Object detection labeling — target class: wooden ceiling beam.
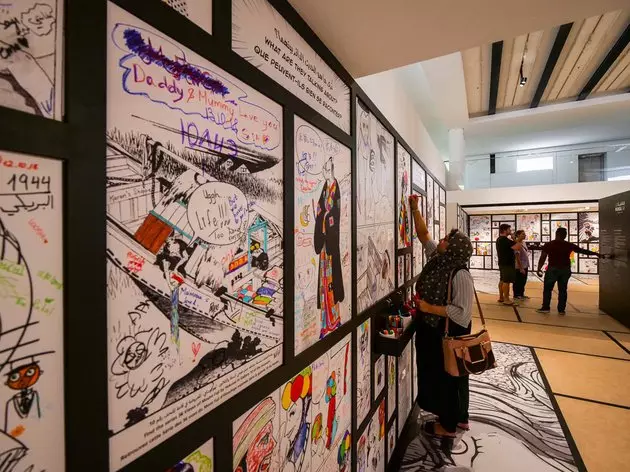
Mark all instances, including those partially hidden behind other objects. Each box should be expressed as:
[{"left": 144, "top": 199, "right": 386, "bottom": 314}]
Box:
[
  {"left": 530, "top": 23, "right": 573, "bottom": 108},
  {"left": 488, "top": 41, "right": 503, "bottom": 115},
  {"left": 577, "top": 22, "right": 630, "bottom": 101}
]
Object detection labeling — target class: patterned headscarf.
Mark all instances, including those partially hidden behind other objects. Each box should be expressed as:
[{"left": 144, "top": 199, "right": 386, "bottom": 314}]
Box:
[{"left": 416, "top": 230, "right": 474, "bottom": 327}]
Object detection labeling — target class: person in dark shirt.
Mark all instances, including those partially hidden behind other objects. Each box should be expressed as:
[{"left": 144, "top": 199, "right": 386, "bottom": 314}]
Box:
[
  {"left": 496, "top": 224, "right": 522, "bottom": 305},
  {"left": 536, "top": 227, "right": 601, "bottom": 314}
]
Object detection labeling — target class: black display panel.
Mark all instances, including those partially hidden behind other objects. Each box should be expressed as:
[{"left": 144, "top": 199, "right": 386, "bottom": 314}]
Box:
[{"left": 599, "top": 190, "right": 630, "bottom": 328}]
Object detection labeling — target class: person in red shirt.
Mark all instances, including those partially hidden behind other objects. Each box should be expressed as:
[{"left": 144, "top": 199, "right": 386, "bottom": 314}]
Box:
[{"left": 536, "top": 227, "right": 601, "bottom": 314}]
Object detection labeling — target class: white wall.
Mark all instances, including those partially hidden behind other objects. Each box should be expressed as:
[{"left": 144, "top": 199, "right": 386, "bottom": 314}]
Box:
[
  {"left": 448, "top": 180, "right": 630, "bottom": 206},
  {"left": 464, "top": 139, "right": 630, "bottom": 190},
  {"left": 357, "top": 70, "right": 447, "bottom": 185}
]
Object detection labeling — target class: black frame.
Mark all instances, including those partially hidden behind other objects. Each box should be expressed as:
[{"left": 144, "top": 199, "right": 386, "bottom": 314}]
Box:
[{"left": 0, "top": 0, "right": 446, "bottom": 471}]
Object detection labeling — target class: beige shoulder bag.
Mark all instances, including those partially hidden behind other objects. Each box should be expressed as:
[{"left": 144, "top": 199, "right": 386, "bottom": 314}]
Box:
[{"left": 442, "top": 270, "right": 497, "bottom": 377}]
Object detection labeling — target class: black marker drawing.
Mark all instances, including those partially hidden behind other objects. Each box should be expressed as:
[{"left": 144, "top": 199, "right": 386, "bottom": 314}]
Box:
[
  {"left": 356, "top": 102, "right": 394, "bottom": 312},
  {"left": 107, "top": 8, "right": 284, "bottom": 465},
  {"left": 0, "top": 0, "right": 62, "bottom": 119}
]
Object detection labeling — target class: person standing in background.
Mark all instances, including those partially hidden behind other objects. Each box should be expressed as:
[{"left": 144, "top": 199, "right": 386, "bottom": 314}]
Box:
[
  {"left": 495, "top": 224, "right": 522, "bottom": 306},
  {"left": 513, "top": 230, "right": 530, "bottom": 300},
  {"left": 536, "top": 227, "right": 603, "bottom": 315}
]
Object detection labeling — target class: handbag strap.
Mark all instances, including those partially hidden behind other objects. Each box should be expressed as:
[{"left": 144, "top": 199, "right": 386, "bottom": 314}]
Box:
[
  {"left": 473, "top": 284, "right": 486, "bottom": 329},
  {"left": 444, "top": 268, "right": 486, "bottom": 336}
]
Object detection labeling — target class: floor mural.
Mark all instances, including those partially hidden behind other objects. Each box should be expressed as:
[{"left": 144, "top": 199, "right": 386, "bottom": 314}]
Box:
[{"left": 399, "top": 342, "right": 580, "bottom": 472}]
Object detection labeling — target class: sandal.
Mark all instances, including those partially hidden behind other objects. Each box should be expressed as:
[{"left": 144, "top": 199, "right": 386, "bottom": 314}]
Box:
[{"left": 422, "top": 421, "right": 457, "bottom": 439}]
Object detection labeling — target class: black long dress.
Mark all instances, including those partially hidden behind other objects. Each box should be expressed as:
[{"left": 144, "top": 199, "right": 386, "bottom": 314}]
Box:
[
  {"left": 313, "top": 178, "right": 344, "bottom": 305},
  {"left": 415, "top": 313, "right": 471, "bottom": 432}
]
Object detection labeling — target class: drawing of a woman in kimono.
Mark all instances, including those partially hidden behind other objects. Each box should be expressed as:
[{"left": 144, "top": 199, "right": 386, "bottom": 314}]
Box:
[{"left": 314, "top": 158, "right": 344, "bottom": 339}]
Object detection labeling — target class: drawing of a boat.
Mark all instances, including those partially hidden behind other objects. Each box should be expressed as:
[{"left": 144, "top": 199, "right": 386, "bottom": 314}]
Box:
[{"left": 106, "top": 132, "right": 283, "bottom": 343}]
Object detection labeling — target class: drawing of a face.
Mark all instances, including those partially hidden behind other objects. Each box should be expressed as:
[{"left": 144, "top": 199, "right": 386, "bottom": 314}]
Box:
[
  {"left": 21, "top": 4, "right": 55, "bottom": 37},
  {"left": 323, "top": 158, "right": 333, "bottom": 181},
  {"left": 6, "top": 363, "right": 41, "bottom": 390},
  {"left": 359, "top": 111, "right": 370, "bottom": 148},
  {"left": 360, "top": 327, "right": 368, "bottom": 358},
  {"left": 166, "top": 238, "right": 182, "bottom": 256},
  {"left": 123, "top": 341, "right": 148, "bottom": 370},
  {"left": 381, "top": 251, "right": 390, "bottom": 279},
  {"left": 296, "top": 262, "right": 314, "bottom": 290},
  {"left": 244, "top": 422, "right": 276, "bottom": 472}
]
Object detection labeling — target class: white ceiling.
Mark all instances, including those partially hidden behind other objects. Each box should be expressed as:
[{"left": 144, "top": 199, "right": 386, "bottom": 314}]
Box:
[{"left": 288, "top": 0, "right": 630, "bottom": 78}]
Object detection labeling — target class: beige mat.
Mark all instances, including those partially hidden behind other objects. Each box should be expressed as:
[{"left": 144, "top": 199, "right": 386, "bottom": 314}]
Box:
[
  {"left": 470, "top": 319, "right": 630, "bottom": 360},
  {"left": 518, "top": 307, "right": 630, "bottom": 332},
  {"left": 556, "top": 396, "right": 630, "bottom": 472},
  {"left": 537, "top": 349, "right": 630, "bottom": 407}
]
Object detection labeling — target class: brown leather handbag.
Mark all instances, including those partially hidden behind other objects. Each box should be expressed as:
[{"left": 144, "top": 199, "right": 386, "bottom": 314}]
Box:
[{"left": 442, "top": 270, "right": 496, "bottom": 377}]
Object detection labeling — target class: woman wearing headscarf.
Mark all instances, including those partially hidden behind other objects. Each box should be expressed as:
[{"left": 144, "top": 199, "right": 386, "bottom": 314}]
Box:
[{"left": 409, "top": 194, "right": 475, "bottom": 441}]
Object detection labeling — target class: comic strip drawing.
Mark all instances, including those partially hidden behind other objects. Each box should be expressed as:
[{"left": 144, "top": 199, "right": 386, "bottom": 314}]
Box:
[
  {"left": 356, "top": 101, "right": 394, "bottom": 313},
  {"left": 387, "top": 356, "right": 396, "bottom": 421},
  {"left": 161, "top": 0, "right": 213, "bottom": 35},
  {"left": 433, "top": 182, "right": 440, "bottom": 222},
  {"left": 0, "top": 0, "right": 63, "bottom": 119},
  {"left": 469, "top": 216, "right": 491, "bottom": 242},
  {"left": 358, "top": 400, "right": 385, "bottom": 472},
  {"left": 279, "top": 367, "right": 312, "bottom": 472},
  {"left": 397, "top": 343, "right": 412, "bottom": 437},
  {"left": 578, "top": 212, "right": 599, "bottom": 242},
  {"left": 374, "top": 355, "right": 385, "bottom": 399},
  {"left": 337, "top": 430, "right": 351, "bottom": 472},
  {"left": 412, "top": 195, "right": 425, "bottom": 276},
  {"left": 411, "top": 160, "right": 425, "bottom": 193},
  {"left": 0, "top": 152, "right": 64, "bottom": 471},
  {"left": 387, "top": 423, "right": 396, "bottom": 463},
  {"left": 356, "top": 319, "right": 371, "bottom": 427},
  {"left": 232, "top": 335, "right": 352, "bottom": 472},
  {"left": 168, "top": 437, "right": 214, "bottom": 472},
  {"left": 107, "top": 5, "right": 283, "bottom": 468},
  {"left": 233, "top": 397, "right": 279, "bottom": 472},
  {"left": 294, "top": 117, "right": 351, "bottom": 354},
  {"left": 397, "top": 144, "right": 411, "bottom": 249},
  {"left": 425, "top": 178, "right": 434, "bottom": 240},
  {"left": 516, "top": 214, "right": 541, "bottom": 241}
]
